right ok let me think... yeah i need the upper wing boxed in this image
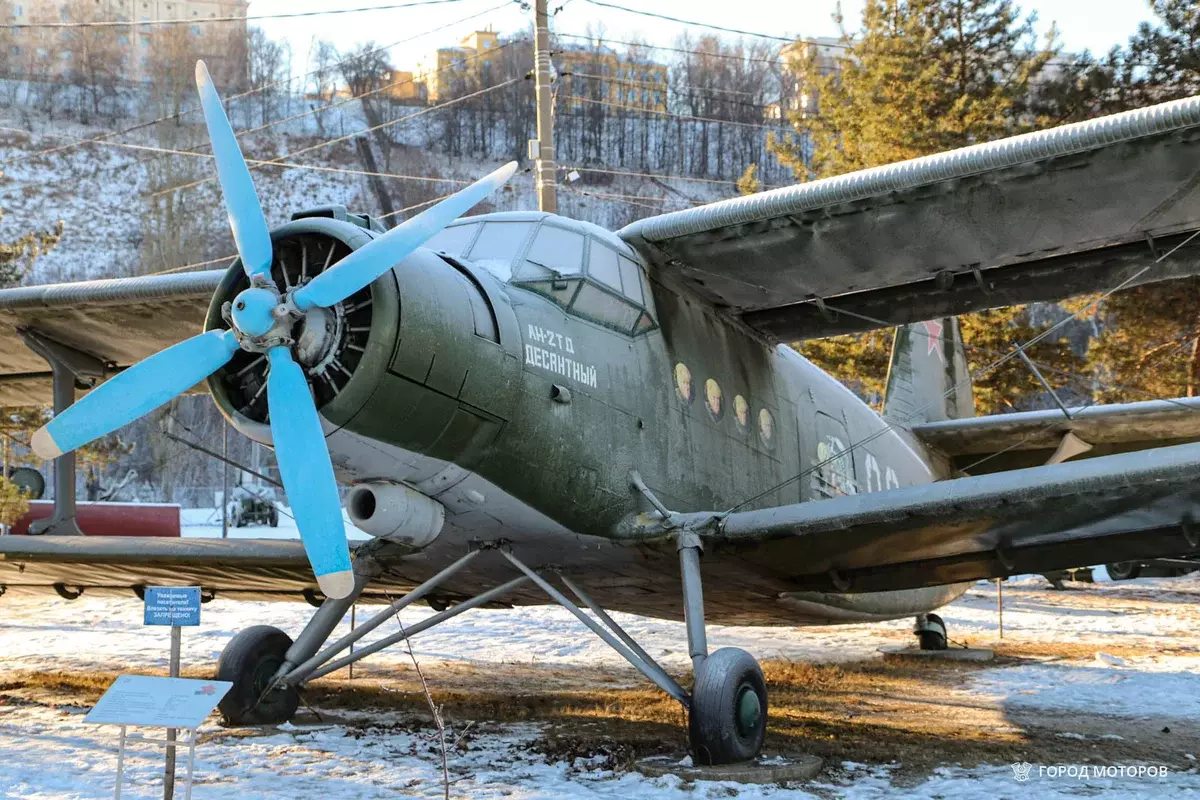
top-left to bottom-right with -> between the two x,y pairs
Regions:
911,396 -> 1200,474
650,441 -> 1200,594
0,270 -> 225,406
0,536 -> 419,602
620,96 -> 1200,341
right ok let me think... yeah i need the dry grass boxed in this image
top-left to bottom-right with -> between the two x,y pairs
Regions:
5,642 -> 1195,783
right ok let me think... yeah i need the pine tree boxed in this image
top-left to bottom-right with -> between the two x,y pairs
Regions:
769,0 -> 1081,414
1079,3 -> 1200,404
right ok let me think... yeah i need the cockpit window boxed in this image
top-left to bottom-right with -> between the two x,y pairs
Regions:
514,224 -> 657,336
465,221 -> 535,281
522,224 -> 584,277
429,217 -> 658,336
424,222 -> 479,258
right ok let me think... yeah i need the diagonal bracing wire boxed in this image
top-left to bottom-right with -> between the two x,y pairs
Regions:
724,228 -> 1200,513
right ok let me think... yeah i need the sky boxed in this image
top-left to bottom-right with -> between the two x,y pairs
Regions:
249,0 -> 1160,76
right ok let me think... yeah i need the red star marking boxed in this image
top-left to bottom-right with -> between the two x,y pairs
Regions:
198,685 -> 216,695
921,320 -> 945,363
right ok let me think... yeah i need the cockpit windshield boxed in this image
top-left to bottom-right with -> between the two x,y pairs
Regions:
424,213 -> 657,335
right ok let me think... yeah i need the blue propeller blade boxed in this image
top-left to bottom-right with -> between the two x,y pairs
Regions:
291,161 -> 519,311
31,330 -> 240,460
195,60 -> 274,283
265,346 -> 354,599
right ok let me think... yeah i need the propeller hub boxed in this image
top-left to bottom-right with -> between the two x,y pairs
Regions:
231,287 -> 282,338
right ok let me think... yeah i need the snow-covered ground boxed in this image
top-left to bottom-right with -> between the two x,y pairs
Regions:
4,523 -> 1200,797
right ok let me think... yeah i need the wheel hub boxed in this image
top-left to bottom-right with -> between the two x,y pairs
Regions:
735,683 -> 762,737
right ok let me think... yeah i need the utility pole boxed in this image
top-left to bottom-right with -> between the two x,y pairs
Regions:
531,0 -> 557,213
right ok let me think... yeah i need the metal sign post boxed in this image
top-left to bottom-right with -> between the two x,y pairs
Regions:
143,587 -> 202,799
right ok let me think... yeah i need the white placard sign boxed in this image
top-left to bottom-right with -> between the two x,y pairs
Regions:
85,675 -> 232,729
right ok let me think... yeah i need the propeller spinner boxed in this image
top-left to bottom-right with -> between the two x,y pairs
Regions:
30,60 -> 518,599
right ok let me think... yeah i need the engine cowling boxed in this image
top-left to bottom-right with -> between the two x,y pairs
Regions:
346,481 -> 445,546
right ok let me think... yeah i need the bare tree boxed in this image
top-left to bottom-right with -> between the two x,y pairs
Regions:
247,27 -> 290,126
63,0 -> 122,122
308,38 -> 340,137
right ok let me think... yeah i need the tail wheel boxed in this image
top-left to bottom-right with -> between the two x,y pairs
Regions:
216,625 -> 300,726
1106,561 -> 1141,581
688,647 -> 768,765
917,612 -> 948,651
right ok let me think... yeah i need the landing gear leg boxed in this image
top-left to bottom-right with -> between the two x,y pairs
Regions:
216,559 -> 377,725
913,612 -> 948,651
680,533 -> 767,765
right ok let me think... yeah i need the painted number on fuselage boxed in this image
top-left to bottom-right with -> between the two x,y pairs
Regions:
524,324 -> 598,388
864,452 -> 900,492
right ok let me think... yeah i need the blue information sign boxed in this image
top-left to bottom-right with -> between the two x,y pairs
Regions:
143,586 -> 201,627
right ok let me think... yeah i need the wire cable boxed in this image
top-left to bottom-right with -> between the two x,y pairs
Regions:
570,96 -> 784,129
0,1 -> 514,166
724,228 -> 1200,513
2,0 -> 473,28
152,77 -> 522,197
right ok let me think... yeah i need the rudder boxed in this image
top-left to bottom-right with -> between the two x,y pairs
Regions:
882,318 -> 974,425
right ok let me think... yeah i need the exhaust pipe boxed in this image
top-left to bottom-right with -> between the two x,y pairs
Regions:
346,482 -> 445,547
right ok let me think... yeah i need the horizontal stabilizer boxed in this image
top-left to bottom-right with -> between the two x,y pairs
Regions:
911,396 -> 1200,473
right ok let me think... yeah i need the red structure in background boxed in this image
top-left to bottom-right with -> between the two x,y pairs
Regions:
9,501 -> 181,537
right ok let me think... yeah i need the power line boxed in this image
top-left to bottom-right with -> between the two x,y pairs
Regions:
569,95 -> 785,129
562,164 -> 787,190
1,125 -> 472,187
152,77 -> 522,197
565,70 -> 780,108
0,1 -> 513,166
555,33 -> 787,67
576,0 -> 795,43
2,0 -> 474,28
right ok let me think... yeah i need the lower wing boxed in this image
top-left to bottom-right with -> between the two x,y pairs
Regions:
645,441 -> 1200,593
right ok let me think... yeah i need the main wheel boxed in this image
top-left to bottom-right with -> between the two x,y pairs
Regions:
216,625 -> 300,726
688,647 -> 768,765
917,613 -> 948,651
1106,561 -> 1141,581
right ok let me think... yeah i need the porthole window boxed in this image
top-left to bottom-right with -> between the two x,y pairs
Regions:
758,408 -> 775,448
734,395 -> 749,430
674,363 -> 693,404
705,379 -> 723,421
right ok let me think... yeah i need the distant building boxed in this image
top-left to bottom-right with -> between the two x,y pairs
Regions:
8,0 -> 248,84
381,68 -> 421,102
416,28 -> 505,103
553,41 -> 668,113
774,36 -> 844,120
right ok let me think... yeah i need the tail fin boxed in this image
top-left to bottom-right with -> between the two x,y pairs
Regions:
882,318 -> 974,425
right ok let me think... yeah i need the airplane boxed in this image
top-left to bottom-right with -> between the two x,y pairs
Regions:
4,62 -> 1200,766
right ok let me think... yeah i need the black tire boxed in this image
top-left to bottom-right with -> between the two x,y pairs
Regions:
216,625 -> 300,726
269,508 -> 279,528
917,612 -> 948,651
688,647 -> 768,765
1106,561 -> 1141,581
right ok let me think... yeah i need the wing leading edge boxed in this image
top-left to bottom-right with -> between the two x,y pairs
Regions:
0,536 -> 418,602
620,95 -> 1200,341
641,441 -> 1200,594
0,269 -> 226,406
